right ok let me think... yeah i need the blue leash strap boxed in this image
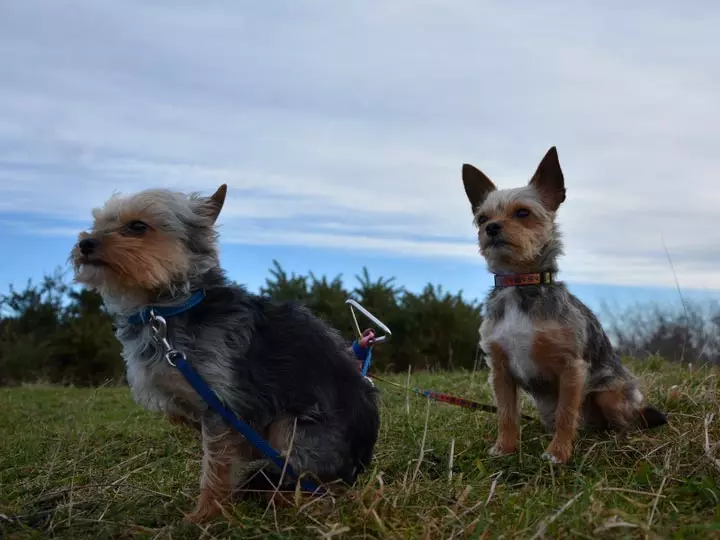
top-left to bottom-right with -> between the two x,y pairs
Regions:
168,350 -> 322,495
361,348 -> 373,377
351,339 -> 373,376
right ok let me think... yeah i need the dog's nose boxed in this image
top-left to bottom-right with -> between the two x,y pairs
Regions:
485,222 -> 502,237
79,238 -> 100,255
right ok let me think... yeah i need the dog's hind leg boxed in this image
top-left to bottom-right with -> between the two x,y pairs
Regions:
592,387 -> 667,432
267,414 -> 358,487
216,413 -> 359,508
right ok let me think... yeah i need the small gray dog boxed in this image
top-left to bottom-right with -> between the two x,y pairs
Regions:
461,147 -> 666,464
71,184 -> 380,522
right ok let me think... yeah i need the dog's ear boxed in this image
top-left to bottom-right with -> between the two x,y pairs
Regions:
462,164 -> 496,214
529,147 -> 565,211
203,184 -> 227,223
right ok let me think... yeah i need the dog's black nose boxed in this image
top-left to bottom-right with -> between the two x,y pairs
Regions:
79,238 -> 100,255
485,222 -> 502,237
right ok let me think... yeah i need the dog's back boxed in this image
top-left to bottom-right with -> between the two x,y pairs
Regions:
240,291 -> 380,480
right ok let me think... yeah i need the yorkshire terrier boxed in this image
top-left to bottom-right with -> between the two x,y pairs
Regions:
71,184 -> 380,522
461,147 -> 667,464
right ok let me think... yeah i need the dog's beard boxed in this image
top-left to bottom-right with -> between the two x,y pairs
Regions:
480,240 -> 513,260
74,262 -> 109,288
480,240 -> 542,272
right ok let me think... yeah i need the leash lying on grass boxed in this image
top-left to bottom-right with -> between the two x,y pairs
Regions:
367,373 -> 535,422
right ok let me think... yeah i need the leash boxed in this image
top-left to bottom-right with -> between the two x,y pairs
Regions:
147,312 -> 323,495
367,373 -> 534,421
343,300 -> 533,420
347,298 -> 391,381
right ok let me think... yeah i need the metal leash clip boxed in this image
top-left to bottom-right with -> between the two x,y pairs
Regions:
148,310 -> 185,367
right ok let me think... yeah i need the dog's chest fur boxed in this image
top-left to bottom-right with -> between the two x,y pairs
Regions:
480,289 -> 540,385
119,326 -> 204,420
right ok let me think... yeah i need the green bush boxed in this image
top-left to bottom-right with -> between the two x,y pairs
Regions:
0,261 -> 484,386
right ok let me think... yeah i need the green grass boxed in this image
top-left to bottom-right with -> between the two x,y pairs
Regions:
1,360 -> 719,539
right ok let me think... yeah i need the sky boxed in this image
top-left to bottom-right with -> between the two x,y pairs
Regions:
1,0 -> 719,315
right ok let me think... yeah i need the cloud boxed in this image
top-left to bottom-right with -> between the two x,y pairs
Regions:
1,0 -> 719,290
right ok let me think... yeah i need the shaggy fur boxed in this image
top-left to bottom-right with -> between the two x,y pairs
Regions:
71,185 -> 380,522
461,147 -> 667,464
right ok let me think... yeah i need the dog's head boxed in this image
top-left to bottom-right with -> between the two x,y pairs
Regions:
461,147 -> 565,273
71,184 -> 227,298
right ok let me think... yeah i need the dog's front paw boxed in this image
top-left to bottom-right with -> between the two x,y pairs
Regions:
542,440 -> 572,464
488,440 -> 517,457
184,509 -> 215,524
184,497 -> 223,524
541,452 -> 564,464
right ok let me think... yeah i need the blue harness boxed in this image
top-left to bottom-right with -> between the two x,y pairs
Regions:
127,292 -> 373,495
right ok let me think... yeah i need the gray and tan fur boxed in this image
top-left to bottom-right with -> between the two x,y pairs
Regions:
461,147 -> 667,464
71,185 -> 380,522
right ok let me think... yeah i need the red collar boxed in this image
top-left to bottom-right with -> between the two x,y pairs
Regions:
493,271 -> 555,288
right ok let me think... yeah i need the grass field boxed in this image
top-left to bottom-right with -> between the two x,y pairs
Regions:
1,360 -> 719,539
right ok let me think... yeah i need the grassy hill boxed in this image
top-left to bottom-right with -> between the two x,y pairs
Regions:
1,360 -> 718,539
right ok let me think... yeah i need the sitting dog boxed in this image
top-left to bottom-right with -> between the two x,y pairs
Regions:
461,147 -> 667,464
71,184 -> 380,521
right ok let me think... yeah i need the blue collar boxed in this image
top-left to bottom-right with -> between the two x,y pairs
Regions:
126,289 -> 206,326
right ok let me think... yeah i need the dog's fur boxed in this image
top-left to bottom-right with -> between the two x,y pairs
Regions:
71,185 -> 380,521
461,147 -> 667,464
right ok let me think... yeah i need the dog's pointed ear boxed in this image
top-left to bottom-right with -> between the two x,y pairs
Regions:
529,147 -> 565,211
204,184 -> 227,223
462,164 -> 496,214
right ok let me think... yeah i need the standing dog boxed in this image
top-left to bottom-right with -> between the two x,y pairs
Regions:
461,147 -> 666,464
71,184 -> 380,521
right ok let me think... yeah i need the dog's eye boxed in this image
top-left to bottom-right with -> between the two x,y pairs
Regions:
126,220 -> 149,234
476,215 -> 489,225
515,208 -> 530,218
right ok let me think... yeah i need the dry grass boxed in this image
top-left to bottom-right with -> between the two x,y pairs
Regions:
1,359 -> 719,539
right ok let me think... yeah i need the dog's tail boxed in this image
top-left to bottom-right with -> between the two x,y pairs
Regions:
636,405 -> 668,430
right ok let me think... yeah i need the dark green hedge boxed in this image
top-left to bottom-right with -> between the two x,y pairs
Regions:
0,261 -> 484,386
